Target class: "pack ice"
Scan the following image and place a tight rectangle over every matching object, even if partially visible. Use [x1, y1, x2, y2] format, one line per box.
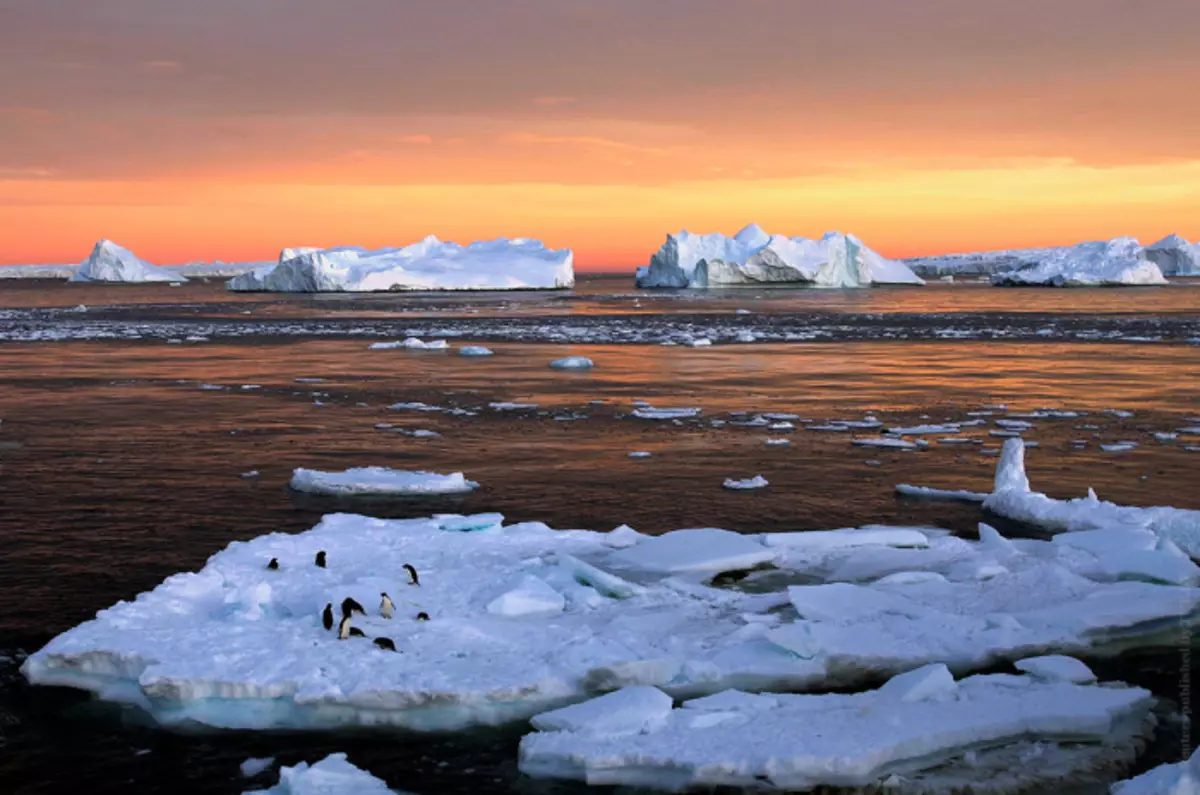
[519, 666, 1155, 792]
[634, 224, 924, 289]
[227, 236, 574, 292]
[69, 240, 185, 284]
[21, 505, 1198, 733]
[991, 237, 1168, 287]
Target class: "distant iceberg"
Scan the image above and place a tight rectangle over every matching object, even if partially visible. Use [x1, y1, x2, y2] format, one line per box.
[69, 240, 185, 284]
[1144, 233, 1200, 276]
[991, 237, 1167, 287]
[635, 224, 924, 289]
[228, 236, 575, 292]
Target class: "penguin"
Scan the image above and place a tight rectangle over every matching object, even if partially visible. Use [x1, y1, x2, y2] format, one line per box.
[322, 603, 334, 631]
[415, 612, 430, 621]
[266, 558, 279, 571]
[348, 627, 366, 638]
[373, 637, 397, 652]
[380, 592, 394, 619]
[337, 615, 352, 640]
[402, 564, 420, 586]
[341, 597, 366, 618]
[315, 550, 327, 568]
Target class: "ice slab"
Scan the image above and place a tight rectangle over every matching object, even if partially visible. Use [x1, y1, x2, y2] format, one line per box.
[486, 574, 566, 617]
[852, 437, 917, 450]
[369, 338, 448, 351]
[631, 407, 701, 420]
[229, 236, 574, 292]
[636, 225, 924, 289]
[520, 669, 1154, 791]
[529, 685, 673, 736]
[1111, 747, 1199, 794]
[895, 484, 988, 503]
[290, 467, 478, 496]
[1014, 655, 1097, 684]
[458, 345, 494, 356]
[244, 753, 393, 794]
[723, 475, 769, 490]
[607, 527, 777, 575]
[70, 240, 184, 284]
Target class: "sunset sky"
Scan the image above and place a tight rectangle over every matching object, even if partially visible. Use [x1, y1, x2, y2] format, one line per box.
[2, 0, 1199, 268]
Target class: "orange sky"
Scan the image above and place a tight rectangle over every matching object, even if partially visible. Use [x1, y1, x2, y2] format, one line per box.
[2, 1, 1199, 268]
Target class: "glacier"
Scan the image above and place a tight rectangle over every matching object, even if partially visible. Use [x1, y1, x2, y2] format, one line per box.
[69, 240, 186, 284]
[634, 224, 924, 289]
[990, 237, 1167, 286]
[227, 236, 574, 292]
[519, 667, 1155, 792]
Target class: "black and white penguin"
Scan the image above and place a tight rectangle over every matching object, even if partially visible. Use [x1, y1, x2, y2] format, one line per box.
[380, 592, 394, 619]
[337, 615, 352, 640]
[348, 627, 366, 638]
[341, 597, 366, 618]
[267, 558, 279, 570]
[373, 637, 397, 652]
[315, 550, 327, 568]
[415, 611, 430, 621]
[402, 563, 420, 586]
[322, 603, 334, 631]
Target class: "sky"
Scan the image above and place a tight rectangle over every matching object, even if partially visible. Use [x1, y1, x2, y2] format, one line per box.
[1, 0, 1199, 268]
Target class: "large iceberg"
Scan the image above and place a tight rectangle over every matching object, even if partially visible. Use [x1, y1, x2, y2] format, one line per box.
[519, 667, 1155, 792]
[990, 237, 1167, 286]
[21, 509, 1199, 733]
[227, 236, 574, 292]
[1144, 233, 1200, 276]
[69, 240, 185, 284]
[635, 224, 924, 289]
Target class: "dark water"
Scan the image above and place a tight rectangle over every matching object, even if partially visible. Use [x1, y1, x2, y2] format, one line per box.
[0, 278, 1197, 793]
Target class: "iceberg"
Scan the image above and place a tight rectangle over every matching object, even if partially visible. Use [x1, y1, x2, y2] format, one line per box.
[1144, 233, 1200, 276]
[227, 236, 574, 292]
[289, 467, 479, 496]
[519, 667, 1155, 792]
[635, 224, 924, 289]
[991, 237, 1167, 287]
[69, 240, 185, 284]
[244, 753, 394, 795]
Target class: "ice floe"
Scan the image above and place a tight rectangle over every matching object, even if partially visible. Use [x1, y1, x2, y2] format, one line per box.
[369, 337, 449, 351]
[519, 667, 1155, 792]
[228, 236, 574, 292]
[549, 356, 594, 370]
[290, 467, 478, 496]
[631, 407, 701, 420]
[635, 224, 924, 289]
[240, 757, 276, 777]
[458, 345, 493, 356]
[69, 240, 184, 284]
[852, 437, 917, 450]
[992, 237, 1168, 287]
[244, 753, 393, 794]
[723, 475, 769, 490]
[1111, 747, 1199, 794]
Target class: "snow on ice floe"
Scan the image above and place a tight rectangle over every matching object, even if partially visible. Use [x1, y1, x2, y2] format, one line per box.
[289, 467, 478, 497]
[635, 224, 924, 289]
[991, 237, 1168, 287]
[69, 240, 184, 284]
[244, 753, 394, 794]
[549, 356, 594, 370]
[20, 510, 1199, 734]
[519, 667, 1155, 792]
[1111, 747, 1199, 795]
[227, 236, 574, 292]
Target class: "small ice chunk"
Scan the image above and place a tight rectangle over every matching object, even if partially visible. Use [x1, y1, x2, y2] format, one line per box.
[549, 356, 594, 370]
[459, 345, 494, 356]
[530, 686, 673, 736]
[241, 471, 260, 479]
[764, 438, 791, 446]
[627, 451, 652, 459]
[1101, 443, 1138, 452]
[486, 575, 566, 617]
[244, 753, 392, 794]
[851, 437, 917, 450]
[290, 467, 478, 496]
[1014, 655, 1096, 684]
[895, 484, 988, 503]
[724, 475, 768, 490]
[632, 407, 701, 420]
[609, 528, 776, 574]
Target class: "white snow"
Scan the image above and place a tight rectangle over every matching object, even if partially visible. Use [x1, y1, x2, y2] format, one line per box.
[228, 236, 574, 292]
[244, 754, 393, 794]
[519, 667, 1154, 792]
[289, 467, 478, 496]
[458, 346, 494, 356]
[1111, 747, 1199, 795]
[991, 237, 1168, 287]
[635, 224, 924, 289]
[70, 240, 185, 284]
[549, 356, 594, 370]
[723, 475, 769, 490]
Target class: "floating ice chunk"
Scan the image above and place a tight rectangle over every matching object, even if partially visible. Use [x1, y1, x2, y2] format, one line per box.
[631, 407, 701, 420]
[608, 528, 776, 574]
[241, 471, 260, 479]
[244, 753, 393, 794]
[1154, 432, 1178, 441]
[875, 662, 957, 702]
[530, 686, 672, 737]
[229, 236, 574, 292]
[687, 338, 712, 347]
[852, 437, 917, 450]
[69, 240, 185, 284]
[1101, 443, 1138, 453]
[895, 484, 988, 503]
[763, 438, 790, 446]
[487, 575, 566, 617]
[887, 424, 961, 435]
[489, 401, 538, 411]
[627, 451, 652, 459]
[1014, 655, 1096, 684]
[240, 757, 276, 777]
[458, 345, 493, 356]
[723, 475, 768, 490]
[435, 512, 504, 532]
[549, 356, 594, 370]
[370, 337, 449, 351]
[290, 467, 478, 496]
[1110, 746, 1199, 795]
[519, 672, 1154, 792]
[995, 419, 1034, 430]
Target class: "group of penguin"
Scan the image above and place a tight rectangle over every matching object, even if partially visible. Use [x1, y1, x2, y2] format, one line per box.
[266, 550, 426, 654]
